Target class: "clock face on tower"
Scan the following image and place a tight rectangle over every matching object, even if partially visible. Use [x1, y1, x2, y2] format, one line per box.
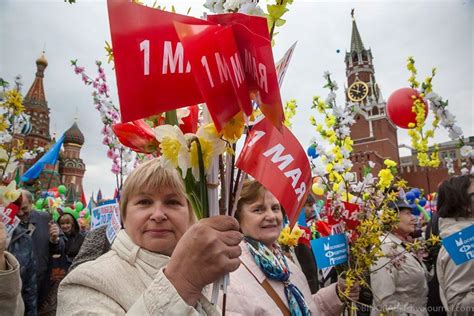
[348, 81, 369, 102]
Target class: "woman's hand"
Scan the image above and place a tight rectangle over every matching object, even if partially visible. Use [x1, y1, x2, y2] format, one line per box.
[49, 221, 60, 244]
[0, 222, 7, 270]
[337, 277, 361, 302]
[164, 216, 243, 306]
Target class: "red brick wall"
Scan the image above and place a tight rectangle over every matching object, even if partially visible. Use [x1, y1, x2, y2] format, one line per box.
[399, 167, 450, 193]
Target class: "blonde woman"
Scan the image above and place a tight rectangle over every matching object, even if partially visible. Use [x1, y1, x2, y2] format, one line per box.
[58, 159, 242, 314]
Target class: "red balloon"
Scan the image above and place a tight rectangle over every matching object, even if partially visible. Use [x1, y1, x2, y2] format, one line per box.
[386, 88, 428, 129]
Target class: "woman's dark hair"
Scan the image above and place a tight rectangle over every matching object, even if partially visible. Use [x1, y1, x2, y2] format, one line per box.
[437, 175, 473, 218]
[235, 180, 286, 223]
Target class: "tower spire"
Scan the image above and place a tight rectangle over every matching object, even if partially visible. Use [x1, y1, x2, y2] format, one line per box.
[24, 51, 48, 108]
[23, 52, 52, 147]
[350, 9, 365, 53]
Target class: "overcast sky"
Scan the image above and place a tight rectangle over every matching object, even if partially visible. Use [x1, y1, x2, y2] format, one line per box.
[1, 0, 472, 199]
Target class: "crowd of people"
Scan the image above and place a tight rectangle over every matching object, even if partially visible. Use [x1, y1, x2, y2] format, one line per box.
[0, 158, 473, 315]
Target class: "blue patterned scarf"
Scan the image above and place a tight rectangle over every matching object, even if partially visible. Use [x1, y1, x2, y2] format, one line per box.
[245, 236, 311, 316]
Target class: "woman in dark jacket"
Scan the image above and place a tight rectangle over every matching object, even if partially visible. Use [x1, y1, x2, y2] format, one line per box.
[57, 213, 85, 268]
[39, 212, 85, 315]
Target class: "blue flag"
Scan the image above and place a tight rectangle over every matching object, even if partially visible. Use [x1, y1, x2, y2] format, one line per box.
[21, 134, 65, 182]
[441, 224, 474, 265]
[311, 233, 348, 269]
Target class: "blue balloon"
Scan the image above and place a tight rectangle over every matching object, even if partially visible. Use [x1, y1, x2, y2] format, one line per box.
[307, 145, 318, 159]
[336, 49, 341, 53]
[418, 199, 427, 207]
[412, 188, 421, 199]
[405, 192, 415, 202]
[411, 204, 420, 216]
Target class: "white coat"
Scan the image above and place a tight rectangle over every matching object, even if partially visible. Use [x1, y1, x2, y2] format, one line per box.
[370, 233, 429, 315]
[57, 230, 218, 315]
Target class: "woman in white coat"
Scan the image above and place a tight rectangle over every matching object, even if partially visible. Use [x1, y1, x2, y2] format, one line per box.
[57, 158, 243, 315]
[370, 198, 430, 315]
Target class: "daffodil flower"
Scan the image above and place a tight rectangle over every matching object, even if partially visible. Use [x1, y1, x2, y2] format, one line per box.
[188, 124, 226, 180]
[0, 148, 18, 176]
[154, 125, 190, 177]
[219, 112, 245, 144]
[278, 224, 303, 248]
[0, 180, 21, 206]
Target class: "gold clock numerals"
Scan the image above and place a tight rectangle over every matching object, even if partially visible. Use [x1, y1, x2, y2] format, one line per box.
[348, 81, 369, 102]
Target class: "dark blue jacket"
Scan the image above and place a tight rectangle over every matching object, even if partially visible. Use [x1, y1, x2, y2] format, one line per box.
[8, 225, 37, 316]
[22, 210, 64, 309]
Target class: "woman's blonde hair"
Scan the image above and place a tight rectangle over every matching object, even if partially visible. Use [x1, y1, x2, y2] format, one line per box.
[120, 158, 194, 222]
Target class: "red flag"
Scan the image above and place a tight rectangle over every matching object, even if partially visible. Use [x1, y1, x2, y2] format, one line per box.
[326, 200, 361, 230]
[207, 13, 270, 39]
[3, 203, 19, 225]
[81, 190, 87, 209]
[315, 220, 332, 237]
[107, 0, 212, 122]
[236, 117, 311, 225]
[207, 14, 284, 130]
[174, 22, 251, 130]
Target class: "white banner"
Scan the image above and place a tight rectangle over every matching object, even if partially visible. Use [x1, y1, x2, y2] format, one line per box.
[91, 201, 119, 230]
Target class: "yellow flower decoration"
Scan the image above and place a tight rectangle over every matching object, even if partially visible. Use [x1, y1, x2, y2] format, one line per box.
[405, 57, 440, 168]
[278, 225, 291, 245]
[189, 124, 226, 180]
[0, 180, 21, 205]
[249, 108, 262, 122]
[325, 115, 336, 128]
[1, 89, 24, 115]
[378, 168, 394, 189]
[278, 224, 302, 248]
[383, 159, 397, 168]
[154, 125, 190, 176]
[0, 117, 8, 132]
[394, 179, 408, 190]
[325, 163, 334, 173]
[427, 234, 441, 246]
[283, 99, 297, 129]
[220, 112, 245, 144]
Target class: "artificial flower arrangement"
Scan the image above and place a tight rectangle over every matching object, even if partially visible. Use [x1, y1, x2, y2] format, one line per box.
[0, 77, 43, 206]
[278, 223, 303, 248]
[307, 72, 441, 313]
[386, 57, 473, 174]
[70, 60, 137, 191]
[0, 79, 43, 183]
